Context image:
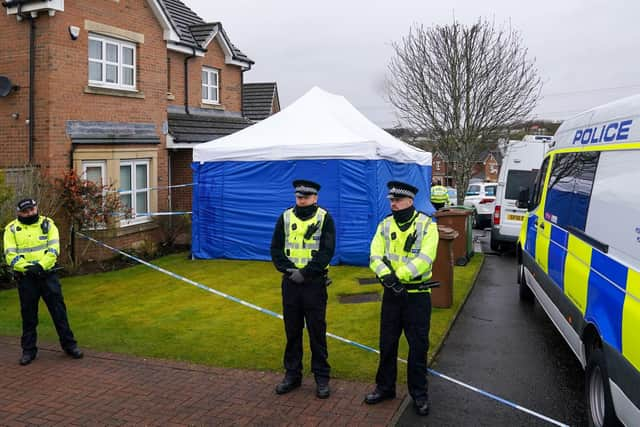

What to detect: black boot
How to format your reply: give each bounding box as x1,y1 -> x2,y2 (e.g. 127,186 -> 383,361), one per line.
316,382 -> 330,399
19,352 -> 37,366
364,388 -> 396,404
275,377 -> 301,395
65,347 -> 84,359
414,399 -> 430,416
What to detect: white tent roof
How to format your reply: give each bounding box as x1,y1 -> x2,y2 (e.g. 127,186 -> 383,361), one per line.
193,87 -> 431,165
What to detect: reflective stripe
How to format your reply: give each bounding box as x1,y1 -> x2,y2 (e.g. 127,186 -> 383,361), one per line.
4,247 -> 16,255
383,219 -> 391,255
9,255 -> 21,267
47,239 -> 59,245
48,248 -> 59,256
374,262 -> 387,275
387,253 -> 401,262
406,262 -> 419,278
415,252 -> 433,265
15,244 -> 48,253
370,255 -> 383,262
285,242 -> 302,249
283,210 -> 291,233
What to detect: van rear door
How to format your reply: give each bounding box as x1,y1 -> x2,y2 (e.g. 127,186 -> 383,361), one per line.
503,169 -> 538,223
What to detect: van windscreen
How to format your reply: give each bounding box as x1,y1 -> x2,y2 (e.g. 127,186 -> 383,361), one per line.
506,170 -> 538,199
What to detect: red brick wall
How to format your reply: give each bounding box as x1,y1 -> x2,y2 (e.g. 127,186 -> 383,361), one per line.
0,16 -> 36,166
167,36 -> 243,112
169,149 -> 193,212
0,0 -> 174,262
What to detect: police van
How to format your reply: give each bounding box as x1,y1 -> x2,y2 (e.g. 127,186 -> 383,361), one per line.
490,135 -> 552,251
516,95 -> 640,426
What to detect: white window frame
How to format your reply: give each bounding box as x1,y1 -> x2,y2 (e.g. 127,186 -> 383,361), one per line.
88,34 -> 136,91
119,159 -> 150,225
81,161 -> 108,230
82,161 -> 106,186
201,67 -> 219,104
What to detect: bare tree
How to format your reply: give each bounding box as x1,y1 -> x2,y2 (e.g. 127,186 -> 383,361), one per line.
386,20 -> 541,203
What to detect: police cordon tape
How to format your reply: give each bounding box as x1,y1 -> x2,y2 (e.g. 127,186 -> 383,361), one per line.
107,182 -> 195,194
134,211 -> 192,217
76,231 -> 569,427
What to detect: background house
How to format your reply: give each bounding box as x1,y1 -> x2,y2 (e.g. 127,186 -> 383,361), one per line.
242,82 -> 281,122
0,0 -> 266,261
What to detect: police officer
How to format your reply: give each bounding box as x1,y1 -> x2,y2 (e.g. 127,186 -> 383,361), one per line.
3,198 -> 83,365
430,178 -> 449,210
364,181 -> 438,416
270,180 -> 336,399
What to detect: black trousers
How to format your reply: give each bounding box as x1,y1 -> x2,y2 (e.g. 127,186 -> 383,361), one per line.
281,276 -> 330,383
17,272 -> 77,355
376,289 -> 431,401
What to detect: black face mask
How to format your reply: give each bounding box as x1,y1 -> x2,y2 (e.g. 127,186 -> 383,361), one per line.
294,204 -> 318,220
392,205 -> 415,225
18,213 -> 39,225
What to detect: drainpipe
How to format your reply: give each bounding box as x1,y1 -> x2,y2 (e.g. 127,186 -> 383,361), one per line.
28,15 -> 35,164
184,47 -> 196,114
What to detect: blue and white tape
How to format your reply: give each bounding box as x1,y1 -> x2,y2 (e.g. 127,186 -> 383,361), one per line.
76,231 -> 569,427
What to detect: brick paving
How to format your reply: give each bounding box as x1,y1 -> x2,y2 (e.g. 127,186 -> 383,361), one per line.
0,336 -> 405,426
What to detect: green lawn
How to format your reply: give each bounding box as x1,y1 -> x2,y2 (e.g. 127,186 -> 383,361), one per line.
0,253 -> 483,382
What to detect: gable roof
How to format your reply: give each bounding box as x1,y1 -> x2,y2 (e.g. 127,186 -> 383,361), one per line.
243,82 -> 279,121
156,0 -> 252,64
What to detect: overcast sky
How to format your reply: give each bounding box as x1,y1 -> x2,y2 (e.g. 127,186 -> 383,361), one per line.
189,0 -> 639,128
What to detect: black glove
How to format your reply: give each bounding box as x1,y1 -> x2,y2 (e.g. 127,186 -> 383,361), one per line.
286,268 -> 305,284
381,273 -> 405,295
25,263 -> 45,278
381,272 -> 399,287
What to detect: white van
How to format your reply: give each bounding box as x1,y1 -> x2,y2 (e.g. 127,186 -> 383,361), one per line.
490,135 -> 551,250
516,96 -> 640,426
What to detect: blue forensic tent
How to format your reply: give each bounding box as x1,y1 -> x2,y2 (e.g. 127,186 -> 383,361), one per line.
191,87 -> 433,266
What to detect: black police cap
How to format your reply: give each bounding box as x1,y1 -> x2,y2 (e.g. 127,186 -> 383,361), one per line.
16,198 -> 37,211
387,181 -> 419,199
293,179 -> 321,196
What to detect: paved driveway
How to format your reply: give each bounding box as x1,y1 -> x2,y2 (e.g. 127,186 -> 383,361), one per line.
0,336 -> 404,426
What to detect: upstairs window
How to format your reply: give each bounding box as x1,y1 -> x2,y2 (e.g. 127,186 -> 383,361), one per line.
202,67 -> 219,104
89,34 -> 136,90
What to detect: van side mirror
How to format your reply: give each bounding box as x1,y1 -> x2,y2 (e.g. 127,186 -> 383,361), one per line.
517,188 -> 530,209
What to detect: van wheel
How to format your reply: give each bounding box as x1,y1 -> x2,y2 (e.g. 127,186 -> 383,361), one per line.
586,347 -> 620,427
490,237 -> 500,252
518,262 -> 534,303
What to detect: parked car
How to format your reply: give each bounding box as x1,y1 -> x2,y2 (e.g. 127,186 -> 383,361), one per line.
463,182 -> 497,228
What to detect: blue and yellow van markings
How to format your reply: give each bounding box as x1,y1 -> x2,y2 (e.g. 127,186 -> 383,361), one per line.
563,234 -> 591,314
524,214 -> 537,258
548,226 -> 568,290
585,252 -> 628,353
622,269 -> 640,370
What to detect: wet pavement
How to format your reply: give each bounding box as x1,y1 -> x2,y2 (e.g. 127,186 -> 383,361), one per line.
396,229 -> 587,426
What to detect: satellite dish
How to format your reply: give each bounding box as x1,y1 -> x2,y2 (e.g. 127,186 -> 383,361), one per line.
0,76 -> 18,97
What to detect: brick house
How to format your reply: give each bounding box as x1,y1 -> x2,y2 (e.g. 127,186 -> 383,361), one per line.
0,0 -> 256,261
242,82 -> 280,122
431,149 -> 502,187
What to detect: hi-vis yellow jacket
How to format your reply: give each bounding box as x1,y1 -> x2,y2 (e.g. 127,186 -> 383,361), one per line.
283,207 -> 327,269
3,216 -> 60,273
430,185 -> 449,204
370,212 -> 438,292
